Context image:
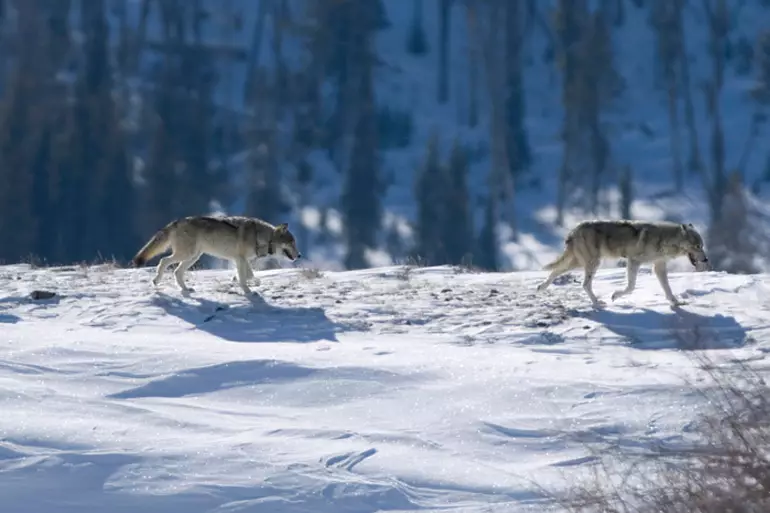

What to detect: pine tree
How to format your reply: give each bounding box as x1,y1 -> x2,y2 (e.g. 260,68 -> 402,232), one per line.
619,165 -> 634,219
176,2 -> 220,218
414,132 -> 445,265
701,0 -> 728,224
504,0 -> 531,180
554,1 -> 620,217
341,6 -> 381,270
406,0 -> 429,56
143,91 -> 178,234
437,0 -> 451,104
142,2 -> 222,238
141,4 -> 183,235
243,69 -> 284,223
476,196 -> 498,271
751,30 -> 770,104
442,139 -> 473,265
707,171 -> 759,273
324,0 -> 355,165
0,70 -> 38,263
78,0 -> 138,262
651,0 -> 685,190
30,123 -> 55,263
0,1 -> 46,263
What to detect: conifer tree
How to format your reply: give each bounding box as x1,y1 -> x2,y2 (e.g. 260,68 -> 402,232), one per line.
442,139 -> 473,265
341,1 -> 382,269
413,132 -> 445,265
476,196 -> 498,271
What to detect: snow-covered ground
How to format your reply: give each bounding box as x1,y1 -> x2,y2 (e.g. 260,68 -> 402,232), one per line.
0,262 -> 768,512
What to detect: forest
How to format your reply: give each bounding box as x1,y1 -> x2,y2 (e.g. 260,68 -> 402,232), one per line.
0,0 -> 768,272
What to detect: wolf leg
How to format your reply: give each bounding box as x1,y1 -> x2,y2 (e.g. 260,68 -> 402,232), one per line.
582,259 -> 604,307
233,259 -> 260,287
235,256 -> 254,295
153,252 -> 186,287
174,253 -> 201,292
653,260 -> 684,306
611,259 -> 641,301
244,261 -> 260,285
231,258 -> 260,286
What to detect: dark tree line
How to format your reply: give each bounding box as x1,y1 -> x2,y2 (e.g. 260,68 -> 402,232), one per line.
0,0 -> 765,273
0,0 -> 138,264
0,0 -> 228,265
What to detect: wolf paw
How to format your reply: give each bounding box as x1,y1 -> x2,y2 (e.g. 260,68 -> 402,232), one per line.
610,291 -> 624,302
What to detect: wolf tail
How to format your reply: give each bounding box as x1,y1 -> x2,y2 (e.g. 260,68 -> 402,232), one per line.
132,223 -> 173,267
543,235 -> 575,271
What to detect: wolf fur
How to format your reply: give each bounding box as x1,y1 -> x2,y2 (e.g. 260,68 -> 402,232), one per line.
536,220 -> 709,307
132,215 -> 301,295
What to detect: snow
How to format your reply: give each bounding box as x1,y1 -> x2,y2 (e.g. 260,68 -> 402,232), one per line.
1,263 -> 768,512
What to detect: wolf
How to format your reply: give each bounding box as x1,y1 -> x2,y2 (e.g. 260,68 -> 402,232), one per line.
536,220 -> 709,307
131,215 -> 301,295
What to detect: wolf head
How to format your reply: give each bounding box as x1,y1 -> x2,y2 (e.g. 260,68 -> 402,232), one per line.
271,223 -> 301,261
680,223 -> 710,271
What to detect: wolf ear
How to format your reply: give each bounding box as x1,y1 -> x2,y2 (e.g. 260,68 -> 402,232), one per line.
680,223 -> 688,232
275,223 -> 288,233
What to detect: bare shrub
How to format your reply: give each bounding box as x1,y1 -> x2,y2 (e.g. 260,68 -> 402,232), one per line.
393,255 -> 428,281
452,253 -> 485,274
394,265 -> 414,281
555,351 -> 770,513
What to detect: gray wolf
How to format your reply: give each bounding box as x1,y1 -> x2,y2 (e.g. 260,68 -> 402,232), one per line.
132,215 -> 301,295
536,220 -> 709,307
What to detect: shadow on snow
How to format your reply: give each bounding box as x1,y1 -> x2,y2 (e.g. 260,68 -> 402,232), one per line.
152,291 -> 340,344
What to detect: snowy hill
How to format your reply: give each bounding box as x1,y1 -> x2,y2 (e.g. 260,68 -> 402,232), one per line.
102,0 -> 770,271
0,263 -> 768,512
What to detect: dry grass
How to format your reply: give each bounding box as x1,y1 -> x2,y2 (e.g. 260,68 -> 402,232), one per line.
553,347 -> 770,513
392,255 -> 428,281
393,265 -> 414,281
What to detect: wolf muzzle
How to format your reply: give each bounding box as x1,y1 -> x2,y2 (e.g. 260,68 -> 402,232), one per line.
688,252 -> 710,270
283,249 -> 301,261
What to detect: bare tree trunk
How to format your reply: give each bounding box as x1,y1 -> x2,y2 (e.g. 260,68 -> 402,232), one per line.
653,0 -> 684,191
702,0 -> 727,223
505,0 -> 530,180
271,0 -> 288,117
438,0 -> 451,104
589,116 -> 608,215
556,153 -> 569,226
619,165 -> 633,219
555,0 -> 585,225
735,114 -> 761,182
666,76 -> 684,191
465,2 -> 478,127
244,0 -> 269,104
675,0 -> 703,174
468,0 -> 516,237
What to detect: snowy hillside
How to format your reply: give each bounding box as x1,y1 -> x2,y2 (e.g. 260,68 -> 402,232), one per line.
104,0 -> 770,271
0,263 -> 768,512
